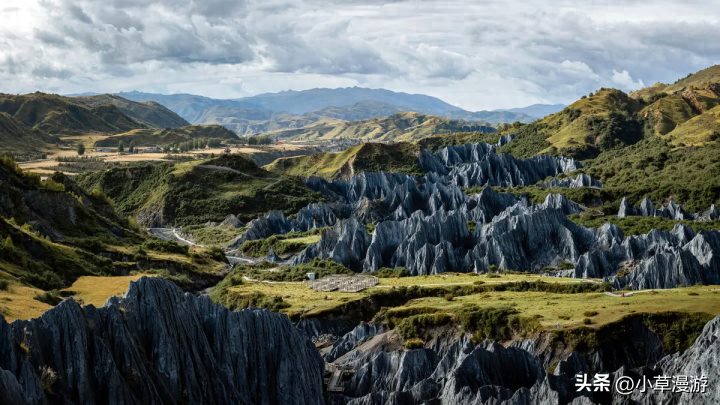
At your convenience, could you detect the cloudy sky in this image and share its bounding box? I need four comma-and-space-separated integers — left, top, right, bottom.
1, 0, 718, 110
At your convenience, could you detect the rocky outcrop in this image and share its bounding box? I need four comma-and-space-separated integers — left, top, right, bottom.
0, 277, 324, 405
289, 197, 720, 288
542, 173, 602, 189
328, 316, 720, 405
419, 143, 579, 188
645, 315, 720, 404
573, 224, 720, 289
325, 323, 385, 362
616, 196, 719, 221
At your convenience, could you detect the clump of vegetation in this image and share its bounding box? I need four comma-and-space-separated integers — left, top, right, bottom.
553, 312, 712, 353
457, 305, 541, 342
142, 238, 189, 255
239, 258, 353, 282
214, 291, 290, 312
397, 313, 453, 340
404, 338, 425, 349
34, 290, 63, 306
237, 229, 323, 257
374, 267, 410, 278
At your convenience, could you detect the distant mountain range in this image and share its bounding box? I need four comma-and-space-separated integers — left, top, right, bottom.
115, 88, 563, 135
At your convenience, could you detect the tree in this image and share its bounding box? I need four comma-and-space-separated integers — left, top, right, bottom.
118, 141, 125, 153
128, 142, 135, 153
76, 143, 85, 156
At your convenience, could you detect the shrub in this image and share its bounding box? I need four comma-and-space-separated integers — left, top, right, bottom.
397, 313, 453, 340
583, 318, 593, 325
404, 338, 425, 349
0, 279, 9, 291
375, 267, 410, 278
142, 238, 189, 255
583, 310, 599, 317
215, 291, 289, 312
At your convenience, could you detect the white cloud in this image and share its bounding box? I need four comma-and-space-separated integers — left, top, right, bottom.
611, 69, 645, 91
0, 0, 719, 109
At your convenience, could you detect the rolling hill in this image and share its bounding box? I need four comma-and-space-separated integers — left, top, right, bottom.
0, 92, 142, 135
76, 154, 323, 226
0, 157, 225, 291
93, 125, 237, 147
263, 112, 495, 142
265, 142, 421, 179
74, 94, 189, 128
0, 112, 59, 156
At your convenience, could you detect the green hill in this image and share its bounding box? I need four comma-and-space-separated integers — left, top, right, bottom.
0, 112, 59, 156
498, 66, 720, 158
0, 92, 142, 135
77, 154, 323, 226
93, 125, 237, 147
75, 94, 189, 128
497, 89, 642, 159
263, 111, 494, 142
265, 142, 421, 179
0, 157, 225, 291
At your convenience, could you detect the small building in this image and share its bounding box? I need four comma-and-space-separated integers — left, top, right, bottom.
307, 272, 317, 281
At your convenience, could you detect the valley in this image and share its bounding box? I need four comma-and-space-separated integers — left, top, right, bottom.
1, 66, 720, 404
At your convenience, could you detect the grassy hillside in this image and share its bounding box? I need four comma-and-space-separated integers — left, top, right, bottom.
264, 111, 494, 142
94, 125, 237, 147
497, 67, 720, 159
265, 142, 422, 179
75, 94, 189, 128
0, 112, 59, 157
77, 154, 323, 226
0, 92, 142, 135
0, 157, 226, 292
497, 89, 642, 159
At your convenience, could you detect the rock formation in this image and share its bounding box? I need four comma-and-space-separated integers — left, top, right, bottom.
0, 278, 324, 405
326, 316, 720, 404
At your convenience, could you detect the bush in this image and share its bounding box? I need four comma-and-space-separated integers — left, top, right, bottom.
216, 291, 290, 312
583, 310, 599, 317
583, 318, 593, 325
404, 338, 425, 349
0, 279, 9, 291
142, 238, 189, 255
397, 313, 453, 340
375, 267, 410, 278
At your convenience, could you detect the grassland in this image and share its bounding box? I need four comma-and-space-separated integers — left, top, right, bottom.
0, 274, 147, 321
388, 285, 720, 330
0, 282, 52, 321
265, 142, 422, 179
93, 125, 236, 147
214, 271, 720, 340
217, 272, 603, 318
60, 274, 145, 307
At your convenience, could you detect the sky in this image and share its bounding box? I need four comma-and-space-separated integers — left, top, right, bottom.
0, 0, 719, 110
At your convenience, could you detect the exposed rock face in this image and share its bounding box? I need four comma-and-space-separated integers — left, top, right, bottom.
574, 224, 720, 289
0, 278, 324, 405
616, 196, 719, 221
328, 316, 720, 405
645, 315, 720, 404
418, 143, 579, 188
542, 173, 602, 189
